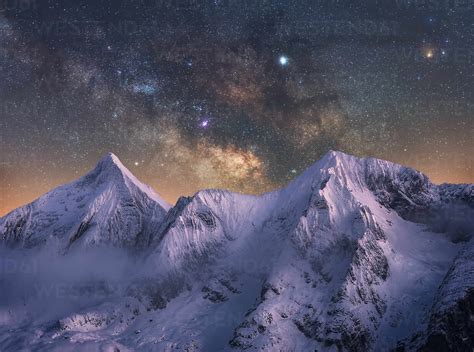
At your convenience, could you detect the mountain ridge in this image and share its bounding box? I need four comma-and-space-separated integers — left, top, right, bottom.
0, 150, 472, 351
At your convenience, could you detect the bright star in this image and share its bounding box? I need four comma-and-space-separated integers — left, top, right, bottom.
279, 56, 289, 66
200, 119, 209, 128
425, 49, 434, 59
134, 161, 139, 166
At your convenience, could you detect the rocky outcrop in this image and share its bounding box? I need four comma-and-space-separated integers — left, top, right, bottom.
420, 240, 474, 352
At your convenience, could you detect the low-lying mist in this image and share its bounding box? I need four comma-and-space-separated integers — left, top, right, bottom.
0, 246, 146, 327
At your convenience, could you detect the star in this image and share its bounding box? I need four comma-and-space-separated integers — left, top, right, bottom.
199, 119, 210, 128
279, 55, 289, 66
1, 0, 472, 218
424, 49, 434, 59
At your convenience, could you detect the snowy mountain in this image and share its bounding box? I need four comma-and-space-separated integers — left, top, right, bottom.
0, 151, 472, 351
0, 153, 170, 251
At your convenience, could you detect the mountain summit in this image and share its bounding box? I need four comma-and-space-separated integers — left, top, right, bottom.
0, 151, 472, 351
91, 152, 170, 210
0, 153, 170, 250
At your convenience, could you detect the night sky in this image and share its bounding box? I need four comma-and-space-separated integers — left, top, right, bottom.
1, 0, 473, 215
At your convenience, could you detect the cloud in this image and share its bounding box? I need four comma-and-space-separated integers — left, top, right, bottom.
0, 246, 140, 326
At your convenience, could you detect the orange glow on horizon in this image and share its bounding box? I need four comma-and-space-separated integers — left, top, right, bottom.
1, 156, 472, 217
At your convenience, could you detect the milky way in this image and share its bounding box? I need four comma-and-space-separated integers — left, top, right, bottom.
0, 0, 472, 215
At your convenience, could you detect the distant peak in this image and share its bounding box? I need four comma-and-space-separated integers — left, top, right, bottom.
91, 152, 171, 211
99, 152, 122, 165
324, 150, 351, 159
95, 152, 128, 173
325, 149, 347, 157
317, 150, 356, 167
104, 152, 119, 160
91, 152, 134, 182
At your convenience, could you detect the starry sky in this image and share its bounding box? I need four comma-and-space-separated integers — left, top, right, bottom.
0, 0, 473, 215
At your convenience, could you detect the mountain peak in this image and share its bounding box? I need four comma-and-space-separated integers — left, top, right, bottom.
90, 153, 171, 210
318, 150, 405, 173
321, 149, 352, 163
325, 149, 343, 157
95, 152, 127, 173
299, 150, 359, 177
102, 152, 121, 162
93, 152, 138, 181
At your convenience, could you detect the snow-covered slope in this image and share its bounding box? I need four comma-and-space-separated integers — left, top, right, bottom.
0, 151, 472, 351
0, 153, 170, 251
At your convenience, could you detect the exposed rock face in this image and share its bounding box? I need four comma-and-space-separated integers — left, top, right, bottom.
365, 159, 437, 219
418, 240, 474, 352
0, 151, 472, 351
420, 289, 474, 352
